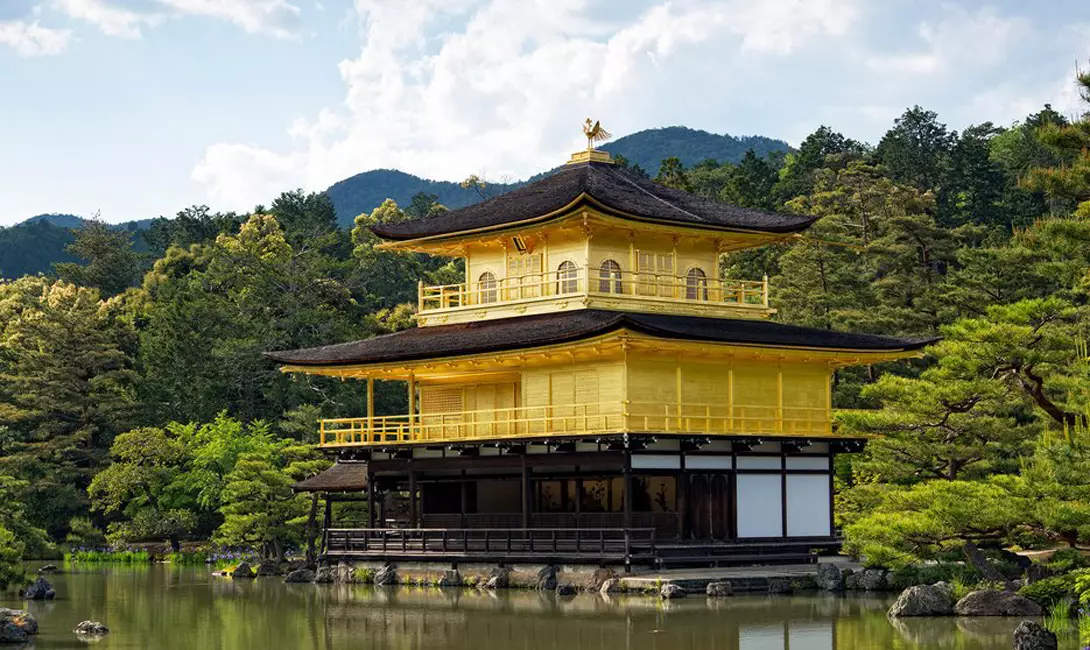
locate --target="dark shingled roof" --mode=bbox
[292,462,368,492]
[371,160,816,240]
[267,310,936,367]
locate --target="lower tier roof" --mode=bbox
[266,310,935,367]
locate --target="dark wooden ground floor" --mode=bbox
[307,434,856,567]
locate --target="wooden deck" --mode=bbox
[322,527,841,568]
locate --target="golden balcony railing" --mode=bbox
[318,401,832,446]
[418,267,769,315]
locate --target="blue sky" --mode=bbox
[1,0,1088,226]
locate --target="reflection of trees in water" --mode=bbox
[7,566,1034,650]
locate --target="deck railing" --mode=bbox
[318,400,831,446]
[418,267,769,314]
[324,527,657,561]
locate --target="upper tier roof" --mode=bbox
[267,310,935,367]
[371,160,817,241]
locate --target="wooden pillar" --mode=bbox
[321,496,333,557]
[408,470,418,528]
[622,451,633,531]
[574,471,582,528]
[407,372,416,436]
[366,377,375,434]
[677,455,687,540]
[305,492,319,564]
[521,455,531,530]
[460,469,468,529]
[366,470,376,528]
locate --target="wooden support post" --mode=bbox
[521,455,531,530]
[460,469,468,529]
[574,472,582,528]
[407,372,416,438]
[305,492,319,564]
[408,470,418,528]
[366,377,375,436]
[321,496,332,559]
[622,451,633,531]
[366,470,376,529]
[677,455,687,541]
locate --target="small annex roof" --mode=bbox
[370,160,816,241]
[267,310,936,367]
[292,461,368,493]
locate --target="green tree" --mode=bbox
[875,106,956,192]
[88,427,196,549]
[654,157,691,190]
[54,219,143,296]
[0,278,136,537]
[773,126,865,204]
[720,150,777,209]
[144,205,243,255]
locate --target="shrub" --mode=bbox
[1046,549,1090,573]
[1020,574,1076,608]
[887,563,980,590]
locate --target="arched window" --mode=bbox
[557,261,579,294]
[478,271,498,304]
[686,267,708,300]
[598,259,622,294]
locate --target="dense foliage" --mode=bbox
[2,72,1090,582]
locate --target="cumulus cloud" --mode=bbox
[192,0,862,210]
[52,0,301,39]
[0,19,73,56]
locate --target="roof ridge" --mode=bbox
[598,165,708,223]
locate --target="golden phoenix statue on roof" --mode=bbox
[583,118,612,149]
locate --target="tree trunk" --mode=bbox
[961,541,1014,591]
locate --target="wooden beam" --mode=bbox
[521,455,531,530]
[367,377,375,433]
[408,470,418,528]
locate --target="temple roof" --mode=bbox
[292,461,367,492]
[267,310,936,367]
[370,160,816,241]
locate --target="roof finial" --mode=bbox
[583,118,612,150]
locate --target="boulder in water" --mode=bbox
[74,620,110,636]
[0,608,38,644]
[22,577,55,600]
[374,564,397,586]
[1012,621,1057,650]
[660,584,686,599]
[536,565,557,591]
[814,564,844,591]
[555,584,576,596]
[230,563,254,579]
[313,566,336,583]
[706,582,732,597]
[255,560,281,577]
[954,589,1042,616]
[437,570,462,587]
[887,583,955,617]
[599,578,621,595]
[37,565,58,574]
[483,567,510,589]
[284,569,316,583]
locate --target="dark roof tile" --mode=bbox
[292,462,367,492]
[371,161,815,240]
[267,310,935,366]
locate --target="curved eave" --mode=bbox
[371,193,816,248]
[268,324,938,376]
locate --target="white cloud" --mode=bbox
[52,0,301,39]
[52,0,159,38]
[0,19,73,56]
[192,0,862,211]
[155,0,302,39]
[867,6,1029,76]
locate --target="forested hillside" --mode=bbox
[3,68,1090,590]
[601,126,788,172]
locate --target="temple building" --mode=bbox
[269,141,933,568]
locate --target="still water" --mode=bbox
[0,565,1057,649]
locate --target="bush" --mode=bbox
[1020,574,1076,608]
[887,563,980,590]
[65,517,106,548]
[1046,549,1090,573]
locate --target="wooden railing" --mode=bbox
[418,267,769,313]
[318,400,831,446]
[323,527,657,560]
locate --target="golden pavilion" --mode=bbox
[270,138,932,568]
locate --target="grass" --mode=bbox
[949,577,974,601]
[65,549,151,564]
[1044,600,1073,634]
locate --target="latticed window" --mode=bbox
[557,261,579,294]
[478,271,498,304]
[598,259,622,293]
[686,267,708,300]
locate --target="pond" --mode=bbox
[0,565,1066,649]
